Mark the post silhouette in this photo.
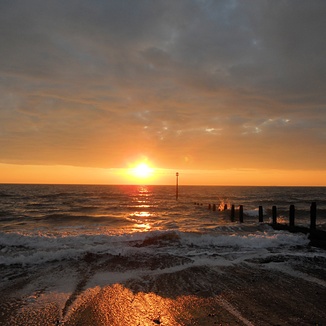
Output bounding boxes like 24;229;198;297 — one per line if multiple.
272;206;277;225
289;205;295;227
175;172;179;200
259;206;263;222
310;202;316;230
231;205;235;222
239;205;244;223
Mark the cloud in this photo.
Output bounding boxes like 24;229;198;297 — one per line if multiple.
0;0;325;171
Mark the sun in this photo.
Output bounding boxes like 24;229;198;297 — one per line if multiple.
131;162;153;179
124;157;157;184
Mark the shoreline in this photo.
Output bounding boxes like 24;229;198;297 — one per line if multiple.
1;246;326;326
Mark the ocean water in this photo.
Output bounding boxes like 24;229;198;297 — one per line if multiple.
0;184;325;267
1;184;326;325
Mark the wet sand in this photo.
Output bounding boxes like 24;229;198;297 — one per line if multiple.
1;249;326;325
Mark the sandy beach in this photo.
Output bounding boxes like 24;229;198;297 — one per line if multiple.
1;244;326;326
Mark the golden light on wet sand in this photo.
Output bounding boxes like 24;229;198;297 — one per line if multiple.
64;284;241;325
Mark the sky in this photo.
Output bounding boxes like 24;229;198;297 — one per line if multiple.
0;0;326;185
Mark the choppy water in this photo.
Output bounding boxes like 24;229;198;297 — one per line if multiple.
1;184;326;233
0;184;325;266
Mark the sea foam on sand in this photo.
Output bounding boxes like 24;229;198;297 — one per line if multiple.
1;226;325;325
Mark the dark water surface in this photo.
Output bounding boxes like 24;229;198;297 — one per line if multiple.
1;184;325;234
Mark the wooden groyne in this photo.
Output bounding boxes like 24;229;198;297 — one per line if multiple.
194;201;326;249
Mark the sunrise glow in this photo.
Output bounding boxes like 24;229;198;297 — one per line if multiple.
127;162;154;182
132;163;153;178
0;2;325;186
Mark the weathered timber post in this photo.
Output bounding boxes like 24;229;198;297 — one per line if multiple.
310;202;317;230
208;204;211;210
231;205;235;222
224;204;228;210
239;205;244;223
259;206;263;222
289;205;295;227
175;172;179;200
272;206;277;225
212;204;216;211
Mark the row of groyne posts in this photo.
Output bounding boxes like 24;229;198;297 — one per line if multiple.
194;201;326;248
197;202;317;229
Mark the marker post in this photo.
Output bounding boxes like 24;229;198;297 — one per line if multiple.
176;172;179;200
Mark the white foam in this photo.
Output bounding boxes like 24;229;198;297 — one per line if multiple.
0;227;310;266
179;229;309;249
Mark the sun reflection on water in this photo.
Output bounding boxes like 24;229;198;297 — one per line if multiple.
133;222;152;231
128;211;152;232
126;185;156;232
132;211;151;217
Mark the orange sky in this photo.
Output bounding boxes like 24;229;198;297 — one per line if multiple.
1;163;325;186
0;1;325;186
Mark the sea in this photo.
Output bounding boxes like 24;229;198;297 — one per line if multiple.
0;184;326;325
0;184;326;266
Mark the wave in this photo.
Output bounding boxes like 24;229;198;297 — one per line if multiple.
0;192;14;197
0;227;310;267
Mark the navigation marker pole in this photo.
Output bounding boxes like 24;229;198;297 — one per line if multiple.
176;172;179;200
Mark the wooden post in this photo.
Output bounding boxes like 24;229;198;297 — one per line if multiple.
175;172;179;200
212;204;216;211
310;202;317;230
272;206;277;225
231;205;235;222
224;204;228;210
208;204;211;210
239;205;244;223
289;205;295;227
259;206;263;222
